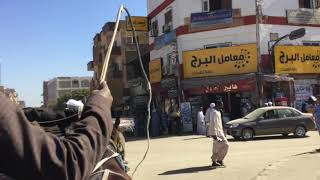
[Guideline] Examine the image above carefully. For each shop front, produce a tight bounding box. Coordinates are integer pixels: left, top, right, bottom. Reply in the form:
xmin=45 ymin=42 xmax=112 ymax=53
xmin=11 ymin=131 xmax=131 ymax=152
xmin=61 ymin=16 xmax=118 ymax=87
xmin=274 ymin=45 xmax=320 ymax=111
xmin=183 ymin=74 xmax=257 ymax=120
xmin=182 ymin=44 xmax=259 ymax=121
xmin=149 ymin=58 xmax=181 ymax=135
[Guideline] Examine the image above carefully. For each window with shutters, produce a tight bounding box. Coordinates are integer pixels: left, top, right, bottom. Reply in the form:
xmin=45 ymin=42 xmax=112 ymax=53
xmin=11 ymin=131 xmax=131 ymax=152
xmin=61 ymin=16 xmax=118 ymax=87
xmin=163 ymin=9 xmax=173 ymax=33
xmin=202 ymin=0 xmax=232 ymax=12
xmin=299 ymin=0 xmax=320 ymax=8
xmin=151 ymin=20 xmax=159 ymax=37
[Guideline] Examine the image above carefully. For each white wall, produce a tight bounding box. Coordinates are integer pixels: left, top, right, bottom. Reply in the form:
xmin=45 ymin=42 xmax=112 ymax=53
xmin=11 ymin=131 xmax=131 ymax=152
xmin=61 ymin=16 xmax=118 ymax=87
xmin=148 ymin=0 xmax=166 ymax=14
xmin=233 ymin=0 xmax=255 ymax=16
xmin=261 ymin=0 xmax=299 ymax=16
xmin=150 ymin=44 xmax=175 ymax=67
xmin=149 ymin=0 xmax=256 ymax=43
xmin=260 ymin=24 xmax=320 ymax=54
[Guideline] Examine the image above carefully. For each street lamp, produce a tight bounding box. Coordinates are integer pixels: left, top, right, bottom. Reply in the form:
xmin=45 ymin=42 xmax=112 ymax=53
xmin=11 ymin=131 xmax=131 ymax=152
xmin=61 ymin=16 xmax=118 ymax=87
xmin=269 ymin=28 xmax=306 ymax=73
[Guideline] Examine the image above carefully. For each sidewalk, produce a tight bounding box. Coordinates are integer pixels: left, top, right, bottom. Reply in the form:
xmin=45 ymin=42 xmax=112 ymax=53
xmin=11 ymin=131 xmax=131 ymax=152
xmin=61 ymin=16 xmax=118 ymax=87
xmin=253 ymin=150 xmax=320 ymax=180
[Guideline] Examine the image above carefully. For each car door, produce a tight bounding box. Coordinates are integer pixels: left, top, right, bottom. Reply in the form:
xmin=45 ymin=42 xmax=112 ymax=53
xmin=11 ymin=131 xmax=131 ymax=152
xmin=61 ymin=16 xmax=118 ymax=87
xmin=276 ymin=109 xmax=297 ymax=134
xmin=255 ymin=109 xmax=279 ymax=135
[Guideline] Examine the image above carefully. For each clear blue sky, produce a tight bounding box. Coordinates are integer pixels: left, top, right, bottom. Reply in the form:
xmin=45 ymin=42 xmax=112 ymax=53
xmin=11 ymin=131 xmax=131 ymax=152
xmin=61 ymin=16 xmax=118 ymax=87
xmin=0 ymin=0 xmax=147 ymax=107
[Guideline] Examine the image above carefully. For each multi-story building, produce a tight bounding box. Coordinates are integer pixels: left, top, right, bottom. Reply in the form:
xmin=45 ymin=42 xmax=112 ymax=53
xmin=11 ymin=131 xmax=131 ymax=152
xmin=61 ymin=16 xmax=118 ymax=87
xmin=43 ymin=77 xmax=91 ymax=107
xmin=0 ymin=86 xmax=25 ymax=107
xmin=88 ymin=18 xmax=149 ymax=117
xmin=148 ymin=0 xmax=320 ymax=126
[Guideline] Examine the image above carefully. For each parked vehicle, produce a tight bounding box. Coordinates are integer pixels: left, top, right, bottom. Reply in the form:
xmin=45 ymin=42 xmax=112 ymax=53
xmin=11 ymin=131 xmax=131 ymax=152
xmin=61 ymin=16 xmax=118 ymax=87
xmin=226 ymin=106 xmax=315 ymax=141
xmin=112 ymin=117 xmax=135 ymax=135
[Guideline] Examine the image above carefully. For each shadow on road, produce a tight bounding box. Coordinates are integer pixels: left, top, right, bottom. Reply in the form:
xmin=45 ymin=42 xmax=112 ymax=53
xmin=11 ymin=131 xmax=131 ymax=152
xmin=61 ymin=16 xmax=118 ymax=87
xmin=228 ymin=135 xmax=310 ymax=142
xmin=158 ymin=165 xmax=216 ymax=175
xmin=183 ymin=136 xmax=208 ymax=141
xmin=294 ymin=149 xmax=320 ymax=156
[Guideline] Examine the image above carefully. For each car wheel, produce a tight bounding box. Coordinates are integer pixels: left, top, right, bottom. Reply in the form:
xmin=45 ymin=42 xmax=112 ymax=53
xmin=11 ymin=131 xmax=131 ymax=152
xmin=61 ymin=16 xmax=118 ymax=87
xmin=282 ymin=133 xmax=289 ymax=137
xmin=294 ymin=126 xmax=306 ymax=137
xmin=242 ymin=128 xmax=254 ymax=141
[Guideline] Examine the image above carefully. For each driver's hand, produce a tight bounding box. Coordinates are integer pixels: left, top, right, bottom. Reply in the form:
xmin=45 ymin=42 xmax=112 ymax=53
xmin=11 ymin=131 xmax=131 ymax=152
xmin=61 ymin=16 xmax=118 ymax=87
xmin=92 ymin=81 xmax=113 ymax=103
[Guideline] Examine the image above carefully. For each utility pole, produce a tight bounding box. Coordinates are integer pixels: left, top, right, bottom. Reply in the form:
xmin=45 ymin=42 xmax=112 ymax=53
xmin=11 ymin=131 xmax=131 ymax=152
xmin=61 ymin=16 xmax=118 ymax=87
xmin=255 ymin=0 xmax=263 ymax=107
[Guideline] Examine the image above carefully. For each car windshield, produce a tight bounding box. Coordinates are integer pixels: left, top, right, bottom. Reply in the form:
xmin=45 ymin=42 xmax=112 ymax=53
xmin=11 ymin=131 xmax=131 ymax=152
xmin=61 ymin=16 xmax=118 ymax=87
xmin=243 ymin=108 xmax=266 ymax=120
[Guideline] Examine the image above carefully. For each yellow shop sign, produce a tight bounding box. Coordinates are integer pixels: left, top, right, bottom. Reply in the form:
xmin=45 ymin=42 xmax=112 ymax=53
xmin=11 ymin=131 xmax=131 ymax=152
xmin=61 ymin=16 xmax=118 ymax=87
xmin=126 ymin=16 xmax=148 ymax=31
xmin=183 ymin=44 xmax=257 ymax=78
xmin=149 ymin=58 xmax=162 ymax=83
xmin=274 ymin=46 xmax=320 ymax=74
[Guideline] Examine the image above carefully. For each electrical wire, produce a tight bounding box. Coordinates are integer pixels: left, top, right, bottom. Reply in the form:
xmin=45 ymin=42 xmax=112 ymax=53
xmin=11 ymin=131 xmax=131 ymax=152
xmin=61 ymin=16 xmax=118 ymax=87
xmin=97 ymin=4 xmax=152 ymax=178
xmin=123 ymin=6 xmax=152 ymax=178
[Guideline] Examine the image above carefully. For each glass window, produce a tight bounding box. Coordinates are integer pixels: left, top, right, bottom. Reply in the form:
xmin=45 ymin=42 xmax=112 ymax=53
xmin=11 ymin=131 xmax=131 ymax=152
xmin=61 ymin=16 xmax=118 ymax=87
xmin=164 ymin=9 xmax=172 ymax=25
xmin=72 ymin=80 xmax=79 ymax=88
xmin=81 ymin=80 xmax=90 ymax=88
xmin=59 ymin=81 xmax=71 ymax=88
xmin=299 ymin=0 xmax=320 ymax=8
xmin=203 ymin=0 xmax=209 ymax=12
xmin=277 ymin=109 xmax=294 ymax=118
xmin=151 ymin=20 xmax=159 ymax=37
xmin=261 ymin=110 xmax=278 ymax=119
xmin=291 ymin=109 xmax=302 ymax=116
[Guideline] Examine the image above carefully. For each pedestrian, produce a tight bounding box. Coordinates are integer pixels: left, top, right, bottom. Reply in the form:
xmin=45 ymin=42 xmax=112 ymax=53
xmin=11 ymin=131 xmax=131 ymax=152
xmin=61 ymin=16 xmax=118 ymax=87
xmin=312 ymin=95 xmax=320 ymax=152
xmin=204 ymin=105 xmax=213 ymax=137
xmin=0 ymin=82 xmax=130 ymax=180
xmin=197 ymin=107 xmax=206 ymax=135
xmin=207 ymin=102 xmax=229 ymax=167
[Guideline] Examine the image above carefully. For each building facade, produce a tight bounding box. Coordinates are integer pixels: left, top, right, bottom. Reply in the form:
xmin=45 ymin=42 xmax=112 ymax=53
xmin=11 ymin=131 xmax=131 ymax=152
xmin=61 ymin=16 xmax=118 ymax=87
xmin=43 ymin=77 xmax=91 ymax=107
xmin=148 ymin=0 xmax=320 ymax=128
xmin=88 ymin=18 xmax=149 ymax=117
xmin=0 ymin=86 xmax=25 ymax=107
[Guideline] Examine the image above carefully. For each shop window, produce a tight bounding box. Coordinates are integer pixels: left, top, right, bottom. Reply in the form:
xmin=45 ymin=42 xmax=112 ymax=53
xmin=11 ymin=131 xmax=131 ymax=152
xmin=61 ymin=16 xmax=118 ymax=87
xmin=163 ymin=9 xmax=173 ymax=33
xmin=299 ymin=0 xmax=320 ymax=8
xmin=151 ymin=20 xmax=159 ymax=37
xmin=303 ymin=41 xmax=320 ymax=46
xmin=205 ymin=42 xmax=232 ymax=49
xmin=202 ymin=0 xmax=232 ymax=12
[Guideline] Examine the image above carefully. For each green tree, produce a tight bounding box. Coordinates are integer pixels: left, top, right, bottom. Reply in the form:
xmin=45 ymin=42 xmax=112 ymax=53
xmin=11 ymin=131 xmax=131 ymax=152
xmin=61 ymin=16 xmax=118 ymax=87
xmin=54 ymin=89 xmax=90 ymax=110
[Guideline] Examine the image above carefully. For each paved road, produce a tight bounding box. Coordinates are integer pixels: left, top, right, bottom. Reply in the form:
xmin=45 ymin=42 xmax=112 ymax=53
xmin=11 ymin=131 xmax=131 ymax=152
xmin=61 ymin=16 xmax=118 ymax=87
xmin=125 ymin=131 xmax=320 ymax=180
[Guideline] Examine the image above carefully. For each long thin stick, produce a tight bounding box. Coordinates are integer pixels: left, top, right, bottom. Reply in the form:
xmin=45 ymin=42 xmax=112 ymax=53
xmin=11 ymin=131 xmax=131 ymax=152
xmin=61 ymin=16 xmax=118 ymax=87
xmin=100 ymin=5 xmax=124 ymax=83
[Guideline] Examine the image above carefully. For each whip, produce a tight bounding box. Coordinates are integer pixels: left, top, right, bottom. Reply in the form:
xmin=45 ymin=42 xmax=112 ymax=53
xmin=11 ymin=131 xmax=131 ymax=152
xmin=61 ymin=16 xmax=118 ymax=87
xmin=99 ymin=5 xmax=152 ymax=178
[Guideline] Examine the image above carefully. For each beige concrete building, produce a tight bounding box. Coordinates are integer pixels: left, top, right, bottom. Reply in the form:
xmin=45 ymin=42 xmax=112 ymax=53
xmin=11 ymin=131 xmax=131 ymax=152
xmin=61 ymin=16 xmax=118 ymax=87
xmin=43 ymin=77 xmax=91 ymax=107
xmin=88 ymin=19 xmax=149 ymax=116
xmin=0 ymin=86 xmax=25 ymax=107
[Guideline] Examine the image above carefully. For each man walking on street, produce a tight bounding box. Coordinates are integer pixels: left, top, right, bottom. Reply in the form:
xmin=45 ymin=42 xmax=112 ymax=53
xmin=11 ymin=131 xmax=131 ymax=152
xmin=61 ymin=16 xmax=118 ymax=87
xmin=208 ymin=102 xmax=229 ymax=167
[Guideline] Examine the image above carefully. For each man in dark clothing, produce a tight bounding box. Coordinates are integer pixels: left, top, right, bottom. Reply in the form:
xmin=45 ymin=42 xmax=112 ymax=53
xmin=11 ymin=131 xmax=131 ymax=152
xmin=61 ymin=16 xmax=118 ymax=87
xmin=0 ymin=82 xmax=127 ymax=180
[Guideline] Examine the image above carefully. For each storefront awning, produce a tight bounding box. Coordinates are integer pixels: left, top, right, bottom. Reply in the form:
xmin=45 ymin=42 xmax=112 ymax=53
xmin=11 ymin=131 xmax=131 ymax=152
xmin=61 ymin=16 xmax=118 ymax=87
xmin=263 ymin=75 xmax=294 ymax=82
xmin=182 ymin=73 xmax=256 ymax=89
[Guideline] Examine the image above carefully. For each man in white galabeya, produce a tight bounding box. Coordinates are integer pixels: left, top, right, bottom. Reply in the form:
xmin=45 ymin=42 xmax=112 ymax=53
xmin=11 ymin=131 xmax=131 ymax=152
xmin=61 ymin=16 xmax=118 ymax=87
xmin=207 ymin=102 xmax=229 ymax=167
